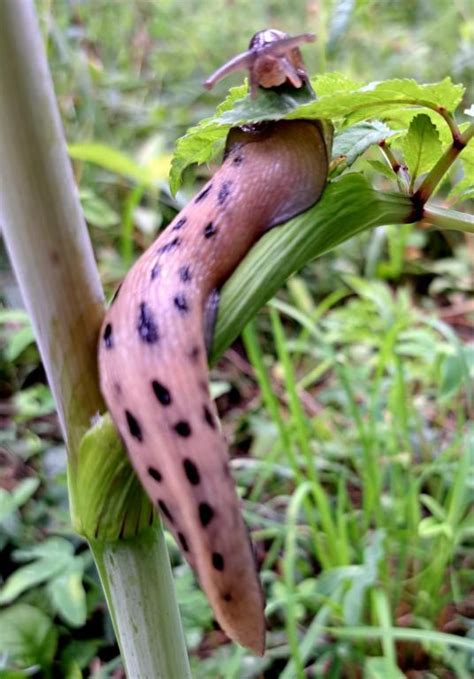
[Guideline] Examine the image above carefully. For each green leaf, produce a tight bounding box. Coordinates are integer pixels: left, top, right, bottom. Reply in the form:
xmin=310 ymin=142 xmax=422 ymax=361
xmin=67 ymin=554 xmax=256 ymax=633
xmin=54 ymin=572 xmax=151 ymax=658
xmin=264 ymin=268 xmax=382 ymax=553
xmin=13 ymin=385 xmax=55 ymax=421
xmin=291 ymin=77 xmax=464 ymax=124
xmin=169 ymin=75 xmax=462 ymax=192
xmin=400 ymin=114 xmax=442 ymax=183
xmin=0 ymin=490 xmax=16 ymax=523
xmin=68 ymin=143 xmax=153 ymax=185
xmin=79 ymin=189 xmax=120 ymax=229
xmin=0 ymin=604 xmax=57 ymax=667
xmin=71 ymin=414 xmax=152 ymax=541
xmin=367 ymin=160 xmax=398 ymax=181
xmin=439 ymin=352 xmax=465 ymax=400
xmin=48 ymin=561 xmax=87 ymax=627
xmin=365 ymin=657 xmax=405 ymax=679
xmin=0 ymin=537 xmax=74 ymax=604
xmin=5 ymin=325 xmax=36 ymax=362
xmin=333 ymin=121 xmax=397 ymax=167
xmin=11 ymin=477 xmax=40 ymax=507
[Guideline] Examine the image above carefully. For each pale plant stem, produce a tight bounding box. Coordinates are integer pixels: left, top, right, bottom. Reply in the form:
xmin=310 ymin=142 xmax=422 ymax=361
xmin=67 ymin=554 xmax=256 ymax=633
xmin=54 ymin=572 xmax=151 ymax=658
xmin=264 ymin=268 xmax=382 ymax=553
xmin=0 ymin=2 xmax=190 ymax=676
xmin=422 ymin=205 xmax=474 ymax=234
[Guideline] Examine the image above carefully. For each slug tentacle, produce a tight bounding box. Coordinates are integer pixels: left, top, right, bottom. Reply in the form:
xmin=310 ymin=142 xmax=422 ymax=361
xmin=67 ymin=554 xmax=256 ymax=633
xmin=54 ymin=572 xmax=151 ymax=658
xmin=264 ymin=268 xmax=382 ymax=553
xmin=99 ymin=31 xmax=328 ymax=656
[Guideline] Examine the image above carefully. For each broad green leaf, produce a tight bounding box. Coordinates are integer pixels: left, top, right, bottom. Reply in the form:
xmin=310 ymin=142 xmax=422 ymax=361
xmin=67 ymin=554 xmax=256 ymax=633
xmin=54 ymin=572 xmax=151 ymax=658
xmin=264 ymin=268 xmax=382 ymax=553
xmin=13 ymin=536 xmax=74 ymax=562
xmin=0 ymin=309 xmax=30 ymax=324
xmin=5 ymin=326 xmax=36 ymax=362
xmin=170 ymin=75 xmax=463 ymax=192
xmin=0 ymin=537 xmax=74 ymax=604
xmin=79 ymin=189 xmax=119 ymax=229
xmin=366 ymin=160 xmax=398 ymax=181
xmin=400 ymin=114 xmax=442 ymax=182
xmin=11 ymin=477 xmax=40 ymax=507
xmin=48 ymin=561 xmax=87 ymax=627
xmin=439 ymin=352 xmax=465 ymax=400
xmin=365 ymin=657 xmax=405 ymax=679
xmin=291 ymin=77 xmax=464 ymax=124
xmin=332 ymin=121 xmax=397 ymax=167
xmin=0 ymin=489 xmax=16 ymax=523
xmin=71 ymin=413 xmax=152 ymax=541
xmin=13 ymin=384 xmax=55 ymax=421
xmin=311 ymin=72 xmax=363 ymax=97
xmin=0 ymin=604 xmax=57 ymax=667
xmin=68 ymin=143 xmax=153 ymax=185
xmin=449 ymin=143 xmax=474 ymax=201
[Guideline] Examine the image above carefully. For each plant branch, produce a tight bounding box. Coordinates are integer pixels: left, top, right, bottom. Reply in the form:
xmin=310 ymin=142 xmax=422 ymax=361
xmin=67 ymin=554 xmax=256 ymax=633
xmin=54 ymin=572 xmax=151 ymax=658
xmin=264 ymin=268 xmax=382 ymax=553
xmin=422 ymin=205 xmax=474 ymax=234
xmin=436 ymin=106 xmax=463 ymax=143
xmin=378 ymin=140 xmax=410 ymax=192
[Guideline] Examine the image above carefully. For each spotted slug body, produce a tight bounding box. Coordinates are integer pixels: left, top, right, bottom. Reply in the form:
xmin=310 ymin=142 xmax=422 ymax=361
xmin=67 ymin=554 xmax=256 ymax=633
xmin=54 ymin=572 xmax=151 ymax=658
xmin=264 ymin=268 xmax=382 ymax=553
xmin=98 ymin=31 xmax=328 ymax=656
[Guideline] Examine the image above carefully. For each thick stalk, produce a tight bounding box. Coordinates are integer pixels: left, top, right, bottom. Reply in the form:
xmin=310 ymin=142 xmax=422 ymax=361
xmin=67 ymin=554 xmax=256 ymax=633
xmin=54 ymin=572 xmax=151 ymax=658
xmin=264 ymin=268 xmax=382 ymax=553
xmin=423 ymin=205 xmax=474 ymax=233
xmin=0 ymin=2 xmax=190 ymax=676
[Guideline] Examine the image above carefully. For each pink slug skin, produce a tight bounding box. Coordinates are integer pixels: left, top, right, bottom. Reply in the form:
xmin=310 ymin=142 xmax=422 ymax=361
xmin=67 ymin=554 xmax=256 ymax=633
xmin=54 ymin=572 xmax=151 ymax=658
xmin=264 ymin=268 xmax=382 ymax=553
xmin=98 ymin=119 xmax=328 ymax=655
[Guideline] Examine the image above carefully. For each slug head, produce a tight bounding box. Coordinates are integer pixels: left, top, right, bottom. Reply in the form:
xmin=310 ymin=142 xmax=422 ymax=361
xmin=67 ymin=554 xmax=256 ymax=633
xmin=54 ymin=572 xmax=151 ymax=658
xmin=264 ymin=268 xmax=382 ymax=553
xmin=204 ymin=29 xmax=315 ymax=98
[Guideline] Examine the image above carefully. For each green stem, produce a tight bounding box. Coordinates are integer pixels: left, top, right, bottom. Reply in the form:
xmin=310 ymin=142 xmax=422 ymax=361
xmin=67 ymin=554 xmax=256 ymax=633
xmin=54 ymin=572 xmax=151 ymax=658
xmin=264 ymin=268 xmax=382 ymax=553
xmin=423 ymin=205 xmax=474 ymax=234
xmin=378 ymin=141 xmax=410 ymax=192
xmin=92 ymin=530 xmax=191 ymax=679
xmin=0 ymin=2 xmax=190 ymax=676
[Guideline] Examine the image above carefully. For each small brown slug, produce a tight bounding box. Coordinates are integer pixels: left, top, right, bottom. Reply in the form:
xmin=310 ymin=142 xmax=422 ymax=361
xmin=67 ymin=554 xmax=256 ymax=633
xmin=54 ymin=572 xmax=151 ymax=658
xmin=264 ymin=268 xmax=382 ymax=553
xmin=98 ymin=29 xmax=328 ymax=655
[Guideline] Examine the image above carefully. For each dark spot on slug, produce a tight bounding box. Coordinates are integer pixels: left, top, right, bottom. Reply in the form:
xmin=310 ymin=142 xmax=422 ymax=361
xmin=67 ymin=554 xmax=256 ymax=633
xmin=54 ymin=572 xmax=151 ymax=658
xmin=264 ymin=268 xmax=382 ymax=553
xmin=103 ymin=323 xmax=113 ymax=349
xmin=222 ymin=592 xmax=232 ymax=602
xmin=174 ymin=421 xmax=191 ymax=437
xmin=158 ymin=499 xmax=173 ymax=523
xmin=189 ymin=346 xmax=201 ymax=363
xmin=150 ymin=262 xmax=160 ymax=280
xmin=157 ymin=237 xmax=181 ymax=254
xmin=179 ymin=265 xmax=192 ymax=282
xmin=203 ymin=222 xmax=217 ymax=239
xmin=138 ymin=302 xmax=159 ymax=344
xmin=152 ymin=380 xmax=172 ymax=406
xmin=113 ymin=382 xmax=122 ymax=397
xmin=183 ymin=458 xmax=200 ymax=485
xmin=199 ymin=502 xmax=214 ymax=527
xmin=178 ymin=531 xmax=189 ymax=552
xmin=174 ymin=294 xmax=189 ymax=313
xmin=195 ymin=183 xmax=213 ymax=203
xmin=218 ymin=181 xmax=232 ymax=205
xmin=203 ymin=404 xmax=216 ymax=430
xmin=233 ymin=154 xmax=243 ymax=165
xmin=212 ymin=552 xmax=225 ymax=571
xmin=148 ymin=466 xmax=162 ymax=482
xmin=125 ymin=410 xmax=143 ymax=441
xmin=172 ymin=216 xmax=187 ymax=231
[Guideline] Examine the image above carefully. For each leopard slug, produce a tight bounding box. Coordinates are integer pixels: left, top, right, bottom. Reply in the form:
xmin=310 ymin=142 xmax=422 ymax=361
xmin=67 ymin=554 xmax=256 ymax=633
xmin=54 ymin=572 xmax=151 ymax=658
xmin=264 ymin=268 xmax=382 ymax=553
xmin=98 ymin=29 xmax=328 ymax=655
